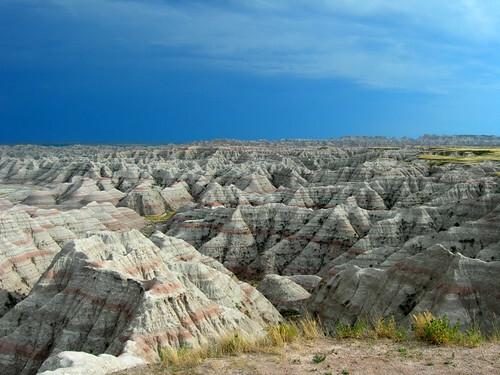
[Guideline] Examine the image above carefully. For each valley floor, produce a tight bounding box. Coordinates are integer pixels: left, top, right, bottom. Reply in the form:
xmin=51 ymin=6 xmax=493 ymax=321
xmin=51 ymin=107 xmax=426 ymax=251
xmin=116 ymin=338 xmax=500 ymax=375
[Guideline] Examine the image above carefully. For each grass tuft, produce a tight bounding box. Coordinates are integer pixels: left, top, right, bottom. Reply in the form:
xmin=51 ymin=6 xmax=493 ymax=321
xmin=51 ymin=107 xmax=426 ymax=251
xmin=312 ymin=353 xmax=326 ymax=363
xmin=297 ymin=315 xmax=323 ymax=340
xmin=333 ymin=316 xmax=407 ymax=341
xmin=266 ymin=321 xmax=299 ymax=347
xmin=334 ymin=320 xmax=371 ymax=339
xmin=160 ymin=333 xmax=258 ymax=369
xmin=373 ymin=316 xmax=407 ymax=341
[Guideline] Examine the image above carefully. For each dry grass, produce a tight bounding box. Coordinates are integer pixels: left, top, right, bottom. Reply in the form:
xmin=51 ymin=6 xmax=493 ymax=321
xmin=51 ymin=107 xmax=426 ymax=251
xmin=373 ymin=316 xmax=407 ymax=341
xmin=159 ymin=333 xmax=258 ymax=369
xmin=296 ymin=315 xmax=323 ymax=340
xmin=418 ymin=147 xmax=500 ymax=165
xmin=159 ymin=313 xmax=496 ymax=373
xmin=412 ymin=312 xmax=485 ymax=347
xmin=144 ymin=211 xmax=175 ymax=223
xmin=159 ymin=316 xmax=323 ymax=372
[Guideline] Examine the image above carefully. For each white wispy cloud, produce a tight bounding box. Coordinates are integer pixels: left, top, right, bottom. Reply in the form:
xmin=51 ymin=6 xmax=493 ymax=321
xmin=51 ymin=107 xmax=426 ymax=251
xmin=6 ymin=0 xmax=500 ymax=91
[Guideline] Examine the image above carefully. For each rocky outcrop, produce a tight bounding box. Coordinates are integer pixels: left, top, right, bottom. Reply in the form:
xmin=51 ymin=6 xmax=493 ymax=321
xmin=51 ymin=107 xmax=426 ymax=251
xmin=38 ymin=351 xmax=144 ymax=375
xmin=0 ymin=230 xmax=281 ymax=375
xmin=0 ymin=202 xmax=145 ymax=317
xmin=19 ymin=177 xmax=125 ymax=209
xmin=160 ymin=181 xmax=193 ymax=210
xmin=118 ymin=180 xmax=170 ymax=216
xmin=309 ymin=245 xmax=500 ymax=331
xmin=257 ymin=274 xmax=310 ymax=315
xmin=285 ymin=275 xmax=322 ymax=293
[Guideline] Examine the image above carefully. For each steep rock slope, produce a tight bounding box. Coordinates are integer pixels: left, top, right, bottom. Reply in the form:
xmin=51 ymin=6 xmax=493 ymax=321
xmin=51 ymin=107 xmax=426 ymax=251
xmin=0 ymin=141 xmax=499 ymax=333
xmin=0 ymin=230 xmax=281 ymax=375
xmin=0 ymin=202 xmax=145 ymax=317
xmin=309 ymin=245 xmax=500 ymax=331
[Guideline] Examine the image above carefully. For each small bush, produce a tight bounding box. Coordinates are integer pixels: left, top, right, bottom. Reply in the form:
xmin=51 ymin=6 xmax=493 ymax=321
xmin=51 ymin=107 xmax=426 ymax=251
xmin=412 ymin=312 xmax=459 ymax=345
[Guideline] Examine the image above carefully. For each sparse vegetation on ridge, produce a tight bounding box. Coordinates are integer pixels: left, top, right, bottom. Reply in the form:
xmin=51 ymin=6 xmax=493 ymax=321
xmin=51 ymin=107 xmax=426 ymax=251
xmin=144 ymin=211 xmax=176 ymax=223
xmin=141 ymin=211 xmax=176 ymax=236
xmin=418 ymin=147 xmax=500 ymax=165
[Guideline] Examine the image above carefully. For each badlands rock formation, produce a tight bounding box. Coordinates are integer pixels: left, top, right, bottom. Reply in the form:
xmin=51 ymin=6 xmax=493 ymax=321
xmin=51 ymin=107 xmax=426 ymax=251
xmin=0 ymin=137 xmax=499 ymax=373
xmin=0 ymin=202 xmax=144 ymax=317
xmin=310 ymin=244 xmax=500 ymax=332
xmin=257 ymin=274 xmax=310 ymax=315
xmin=0 ymin=230 xmax=280 ymax=375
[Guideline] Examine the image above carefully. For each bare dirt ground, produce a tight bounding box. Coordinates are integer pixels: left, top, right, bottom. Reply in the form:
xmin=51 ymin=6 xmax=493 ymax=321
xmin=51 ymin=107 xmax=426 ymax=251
xmin=116 ymin=338 xmax=500 ymax=375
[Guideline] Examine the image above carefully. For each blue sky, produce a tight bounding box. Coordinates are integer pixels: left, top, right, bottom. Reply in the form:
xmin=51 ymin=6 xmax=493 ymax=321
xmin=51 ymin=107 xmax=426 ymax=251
xmin=0 ymin=0 xmax=499 ymax=143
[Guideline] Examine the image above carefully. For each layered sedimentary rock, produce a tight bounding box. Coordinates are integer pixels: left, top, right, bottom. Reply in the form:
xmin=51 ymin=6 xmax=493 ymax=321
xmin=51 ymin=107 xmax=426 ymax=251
xmin=0 ymin=202 xmax=145 ymax=317
xmin=285 ymin=275 xmax=322 ymax=293
xmin=0 ymin=139 xmax=499 ymax=370
xmin=0 ymin=230 xmax=281 ymax=375
xmin=117 ymin=180 xmax=170 ymax=216
xmin=160 ymin=181 xmax=194 ymax=210
xmin=257 ymin=274 xmax=311 ymax=315
xmin=309 ymin=245 xmax=500 ymax=331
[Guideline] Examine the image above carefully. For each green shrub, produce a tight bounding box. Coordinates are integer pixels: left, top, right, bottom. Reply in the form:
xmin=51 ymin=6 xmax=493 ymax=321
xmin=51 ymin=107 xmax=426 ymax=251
xmin=412 ymin=312 xmax=459 ymax=345
xmin=459 ymin=327 xmax=484 ymax=347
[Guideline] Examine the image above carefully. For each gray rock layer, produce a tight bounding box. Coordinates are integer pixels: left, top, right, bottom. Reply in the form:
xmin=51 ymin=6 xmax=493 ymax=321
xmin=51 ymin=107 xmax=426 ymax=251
xmin=0 ymin=230 xmax=281 ymax=375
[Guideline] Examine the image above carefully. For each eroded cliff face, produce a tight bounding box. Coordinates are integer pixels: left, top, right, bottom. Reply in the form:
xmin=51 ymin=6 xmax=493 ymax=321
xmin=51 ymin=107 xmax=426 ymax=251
xmin=0 ymin=202 xmax=145 ymax=317
xmin=0 ymin=140 xmax=499 ymax=373
xmin=310 ymin=244 xmax=500 ymax=332
xmin=0 ymin=230 xmax=280 ymax=375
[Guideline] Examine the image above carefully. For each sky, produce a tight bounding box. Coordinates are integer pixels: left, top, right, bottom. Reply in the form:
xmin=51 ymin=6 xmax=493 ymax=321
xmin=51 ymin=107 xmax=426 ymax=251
xmin=1 ymin=0 xmax=500 ymax=144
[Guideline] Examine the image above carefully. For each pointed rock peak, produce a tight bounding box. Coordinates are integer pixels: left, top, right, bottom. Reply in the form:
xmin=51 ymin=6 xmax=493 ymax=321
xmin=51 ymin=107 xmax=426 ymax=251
xmin=223 ymin=206 xmax=251 ymax=231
